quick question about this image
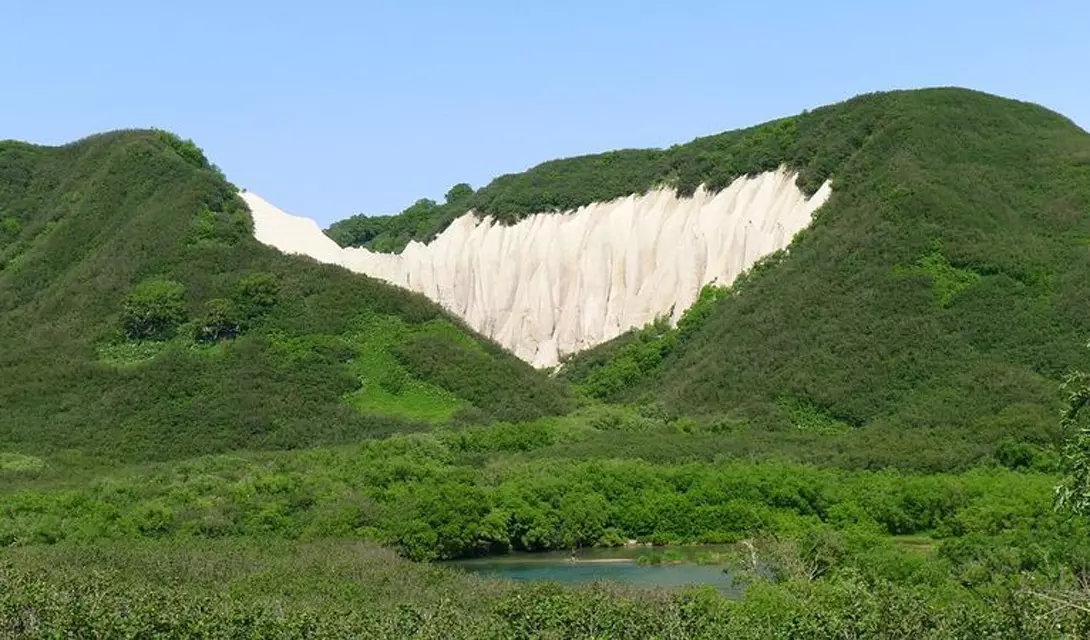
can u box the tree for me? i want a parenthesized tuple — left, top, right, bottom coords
(122, 279, 187, 340)
(1055, 362, 1090, 516)
(234, 272, 280, 324)
(444, 183, 474, 205)
(194, 298, 241, 343)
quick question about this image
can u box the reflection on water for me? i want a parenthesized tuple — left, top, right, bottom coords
(448, 547, 742, 594)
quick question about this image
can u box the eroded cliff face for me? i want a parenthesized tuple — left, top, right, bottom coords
(243, 168, 831, 367)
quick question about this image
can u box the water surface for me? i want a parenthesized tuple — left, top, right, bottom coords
(450, 547, 741, 593)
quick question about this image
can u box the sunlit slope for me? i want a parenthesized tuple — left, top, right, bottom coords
(565, 88, 1090, 442)
(0, 131, 570, 461)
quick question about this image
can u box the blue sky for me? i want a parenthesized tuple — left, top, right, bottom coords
(4, 1, 1087, 226)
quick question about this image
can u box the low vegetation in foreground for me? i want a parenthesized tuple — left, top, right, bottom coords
(3, 405, 1090, 637)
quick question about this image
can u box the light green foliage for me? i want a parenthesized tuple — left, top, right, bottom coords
(575, 317, 677, 400)
(0, 427, 1068, 561)
(121, 279, 187, 340)
(338, 312, 468, 423)
(189, 204, 251, 246)
(781, 398, 854, 434)
(95, 339, 172, 366)
(3, 538, 1085, 639)
(191, 205, 217, 241)
(897, 247, 981, 307)
(234, 271, 280, 323)
(1055, 358, 1090, 516)
(0, 216, 20, 240)
(565, 284, 730, 400)
(0, 452, 44, 472)
(677, 283, 730, 339)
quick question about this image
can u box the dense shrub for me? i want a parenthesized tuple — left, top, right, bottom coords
(193, 298, 240, 342)
(121, 279, 187, 340)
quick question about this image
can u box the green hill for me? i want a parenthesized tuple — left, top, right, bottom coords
(546, 89, 1090, 451)
(323, 88, 1090, 463)
(0, 130, 571, 462)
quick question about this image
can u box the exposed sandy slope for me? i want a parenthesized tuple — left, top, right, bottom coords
(243, 168, 831, 367)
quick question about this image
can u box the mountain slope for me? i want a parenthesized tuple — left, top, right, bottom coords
(562, 88, 1090, 444)
(0, 131, 571, 462)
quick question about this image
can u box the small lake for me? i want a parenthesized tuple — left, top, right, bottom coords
(449, 546, 742, 594)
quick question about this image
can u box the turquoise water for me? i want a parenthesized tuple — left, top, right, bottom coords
(449, 547, 741, 593)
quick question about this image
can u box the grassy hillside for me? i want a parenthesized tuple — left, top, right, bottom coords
(0, 130, 571, 462)
(555, 88, 1090, 453)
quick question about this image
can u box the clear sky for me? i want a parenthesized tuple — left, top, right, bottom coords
(4, 1, 1087, 226)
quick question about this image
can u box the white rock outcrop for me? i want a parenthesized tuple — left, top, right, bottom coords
(243, 168, 831, 368)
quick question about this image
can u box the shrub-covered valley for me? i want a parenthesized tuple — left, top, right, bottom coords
(4, 87, 1090, 638)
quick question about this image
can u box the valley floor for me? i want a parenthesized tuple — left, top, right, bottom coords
(2, 405, 1089, 638)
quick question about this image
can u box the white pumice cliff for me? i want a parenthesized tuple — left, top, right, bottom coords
(242, 168, 831, 368)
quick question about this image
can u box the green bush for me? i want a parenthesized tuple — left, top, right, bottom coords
(193, 298, 240, 342)
(121, 279, 187, 340)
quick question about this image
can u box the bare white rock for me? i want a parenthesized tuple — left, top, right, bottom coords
(243, 168, 831, 368)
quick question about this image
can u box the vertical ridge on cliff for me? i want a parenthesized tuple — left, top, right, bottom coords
(244, 167, 831, 367)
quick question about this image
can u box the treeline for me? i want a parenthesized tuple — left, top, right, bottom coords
(325, 183, 473, 253)
(322, 93, 888, 253)
(1, 427, 1073, 571)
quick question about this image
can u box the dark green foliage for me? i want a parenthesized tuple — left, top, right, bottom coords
(193, 298, 240, 342)
(233, 271, 280, 328)
(467, 149, 669, 224)
(444, 182, 474, 205)
(568, 89, 1090, 440)
(322, 94, 878, 253)
(156, 130, 227, 182)
(121, 279, 187, 340)
(326, 184, 478, 253)
(0, 130, 567, 462)
(563, 285, 727, 401)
